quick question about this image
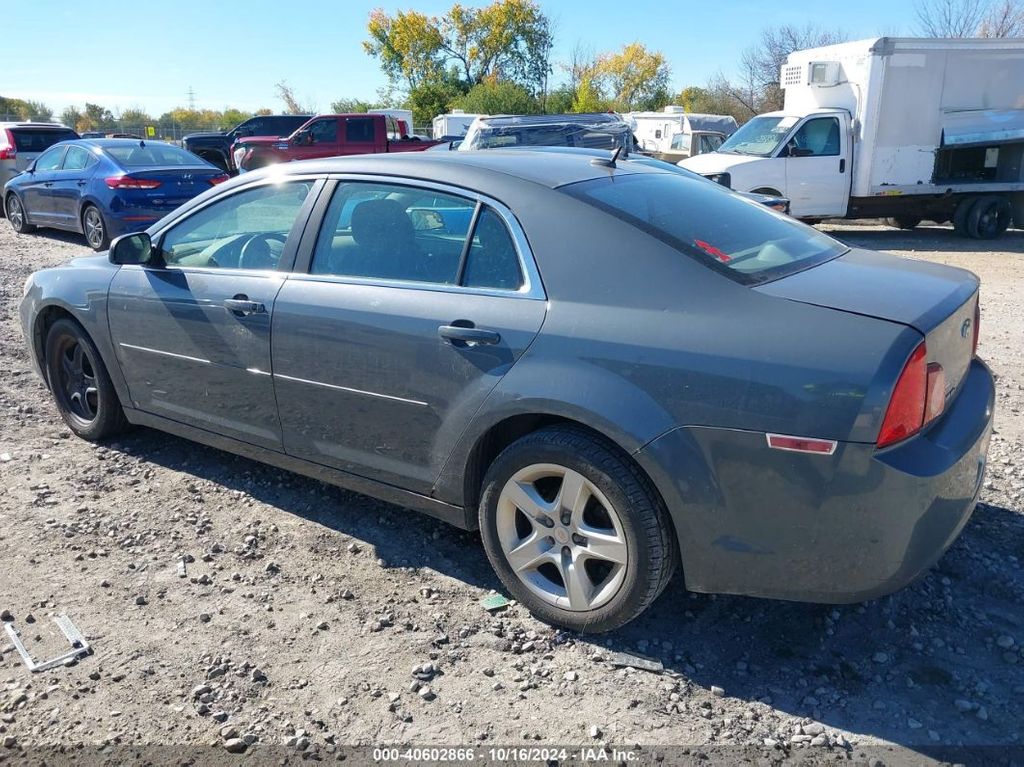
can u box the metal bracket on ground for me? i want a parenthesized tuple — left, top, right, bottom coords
(3, 614, 91, 672)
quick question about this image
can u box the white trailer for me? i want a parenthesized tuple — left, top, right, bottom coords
(432, 111, 480, 139)
(629, 107, 738, 160)
(681, 37, 1024, 238)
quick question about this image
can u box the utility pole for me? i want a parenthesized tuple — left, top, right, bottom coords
(187, 86, 196, 111)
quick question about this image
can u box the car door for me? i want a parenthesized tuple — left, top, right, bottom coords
(272, 178, 546, 493)
(107, 178, 322, 450)
(20, 145, 67, 223)
(781, 115, 850, 217)
(50, 145, 98, 228)
(291, 117, 341, 161)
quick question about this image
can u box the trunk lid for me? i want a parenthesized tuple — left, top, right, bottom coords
(757, 247, 979, 399)
(113, 167, 225, 206)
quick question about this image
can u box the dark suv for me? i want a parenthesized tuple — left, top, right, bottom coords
(183, 114, 312, 172)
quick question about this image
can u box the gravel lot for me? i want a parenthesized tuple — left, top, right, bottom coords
(0, 221, 1022, 764)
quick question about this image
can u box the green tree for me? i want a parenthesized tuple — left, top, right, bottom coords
(60, 106, 83, 129)
(570, 75, 608, 113)
(330, 98, 373, 114)
(544, 84, 575, 114)
(406, 74, 468, 126)
(365, 0, 552, 95)
(455, 79, 538, 115)
(220, 108, 251, 128)
(82, 102, 115, 131)
(118, 108, 153, 129)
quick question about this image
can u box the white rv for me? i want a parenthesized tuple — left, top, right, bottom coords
(432, 111, 480, 139)
(681, 38, 1024, 238)
(629, 107, 738, 161)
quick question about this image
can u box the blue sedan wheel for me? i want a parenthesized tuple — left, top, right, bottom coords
(5, 194, 35, 234)
(82, 205, 109, 250)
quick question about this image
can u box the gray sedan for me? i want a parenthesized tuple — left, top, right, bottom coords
(19, 151, 994, 632)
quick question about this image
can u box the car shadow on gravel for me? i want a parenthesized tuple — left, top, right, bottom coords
(822, 225, 1024, 255)
(103, 427, 1022, 758)
(18, 228, 91, 250)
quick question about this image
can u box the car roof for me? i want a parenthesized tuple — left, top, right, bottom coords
(0, 122, 75, 130)
(474, 113, 625, 127)
(237, 149, 664, 192)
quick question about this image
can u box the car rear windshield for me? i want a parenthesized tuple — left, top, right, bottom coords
(11, 128, 78, 153)
(105, 143, 203, 167)
(561, 171, 847, 285)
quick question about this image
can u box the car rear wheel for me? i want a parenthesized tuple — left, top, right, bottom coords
(965, 195, 1011, 240)
(479, 425, 676, 633)
(44, 319, 128, 440)
(82, 205, 110, 251)
(5, 194, 35, 233)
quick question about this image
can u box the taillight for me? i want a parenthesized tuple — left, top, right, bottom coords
(208, 174, 229, 185)
(105, 176, 162, 189)
(0, 129, 15, 160)
(972, 301, 980, 357)
(877, 342, 946, 448)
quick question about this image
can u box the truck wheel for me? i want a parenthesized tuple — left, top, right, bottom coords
(953, 196, 976, 237)
(884, 216, 921, 230)
(965, 195, 1011, 240)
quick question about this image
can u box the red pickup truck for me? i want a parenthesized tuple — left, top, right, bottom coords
(234, 114, 439, 171)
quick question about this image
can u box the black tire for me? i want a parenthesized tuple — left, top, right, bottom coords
(965, 195, 1011, 240)
(44, 318, 128, 440)
(5, 193, 36, 233)
(478, 425, 677, 633)
(883, 216, 921, 230)
(81, 204, 110, 251)
(953, 196, 975, 237)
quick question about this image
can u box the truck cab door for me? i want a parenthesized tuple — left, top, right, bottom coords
(780, 114, 850, 218)
(294, 118, 340, 161)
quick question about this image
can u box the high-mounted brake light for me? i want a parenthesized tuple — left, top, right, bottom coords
(877, 342, 946, 448)
(766, 434, 838, 455)
(105, 176, 162, 190)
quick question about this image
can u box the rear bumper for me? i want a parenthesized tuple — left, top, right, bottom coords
(637, 359, 994, 603)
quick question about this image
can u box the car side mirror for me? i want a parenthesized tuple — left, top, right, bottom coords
(109, 231, 155, 265)
(25, 161, 36, 174)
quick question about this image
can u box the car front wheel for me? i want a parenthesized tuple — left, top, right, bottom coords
(5, 194, 35, 233)
(479, 426, 677, 633)
(44, 318, 128, 440)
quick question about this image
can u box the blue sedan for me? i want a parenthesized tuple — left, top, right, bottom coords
(3, 139, 228, 250)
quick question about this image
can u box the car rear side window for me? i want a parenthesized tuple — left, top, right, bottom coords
(310, 182, 477, 285)
(461, 208, 523, 291)
(11, 128, 77, 153)
(345, 118, 374, 144)
(62, 146, 96, 171)
(561, 172, 847, 285)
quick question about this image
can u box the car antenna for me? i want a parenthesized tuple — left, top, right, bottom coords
(590, 146, 621, 169)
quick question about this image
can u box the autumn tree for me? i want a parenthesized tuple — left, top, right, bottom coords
(118, 108, 153, 129)
(60, 106, 83, 129)
(364, 0, 553, 104)
(916, 0, 1024, 35)
(598, 43, 671, 112)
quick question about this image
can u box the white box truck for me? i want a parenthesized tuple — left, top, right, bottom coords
(681, 37, 1024, 238)
(432, 110, 480, 139)
(629, 107, 738, 161)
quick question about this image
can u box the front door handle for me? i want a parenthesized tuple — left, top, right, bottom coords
(224, 296, 266, 316)
(839, 158, 846, 173)
(43, 182, 54, 187)
(438, 324, 500, 346)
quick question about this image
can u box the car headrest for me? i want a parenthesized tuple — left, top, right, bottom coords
(350, 199, 414, 250)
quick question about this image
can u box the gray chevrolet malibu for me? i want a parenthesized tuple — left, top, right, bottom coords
(19, 151, 994, 632)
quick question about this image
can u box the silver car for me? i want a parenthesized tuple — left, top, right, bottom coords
(0, 122, 79, 193)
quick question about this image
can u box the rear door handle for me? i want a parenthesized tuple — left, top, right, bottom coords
(224, 297, 266, 316)
(438, 324, 500, 346)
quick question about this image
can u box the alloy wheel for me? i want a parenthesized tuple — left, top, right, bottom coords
(55, 336, 99, 422)
(495, 463, 628, 612)
(7, 196, 24, 230)
(83, 208, 105, 249)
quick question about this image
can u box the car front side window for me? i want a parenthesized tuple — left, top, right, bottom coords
(158, 181, 313, 270)
(788, 117, 840, 157)
(309, 119, 337, 144)
(35, 146, 66, 172)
